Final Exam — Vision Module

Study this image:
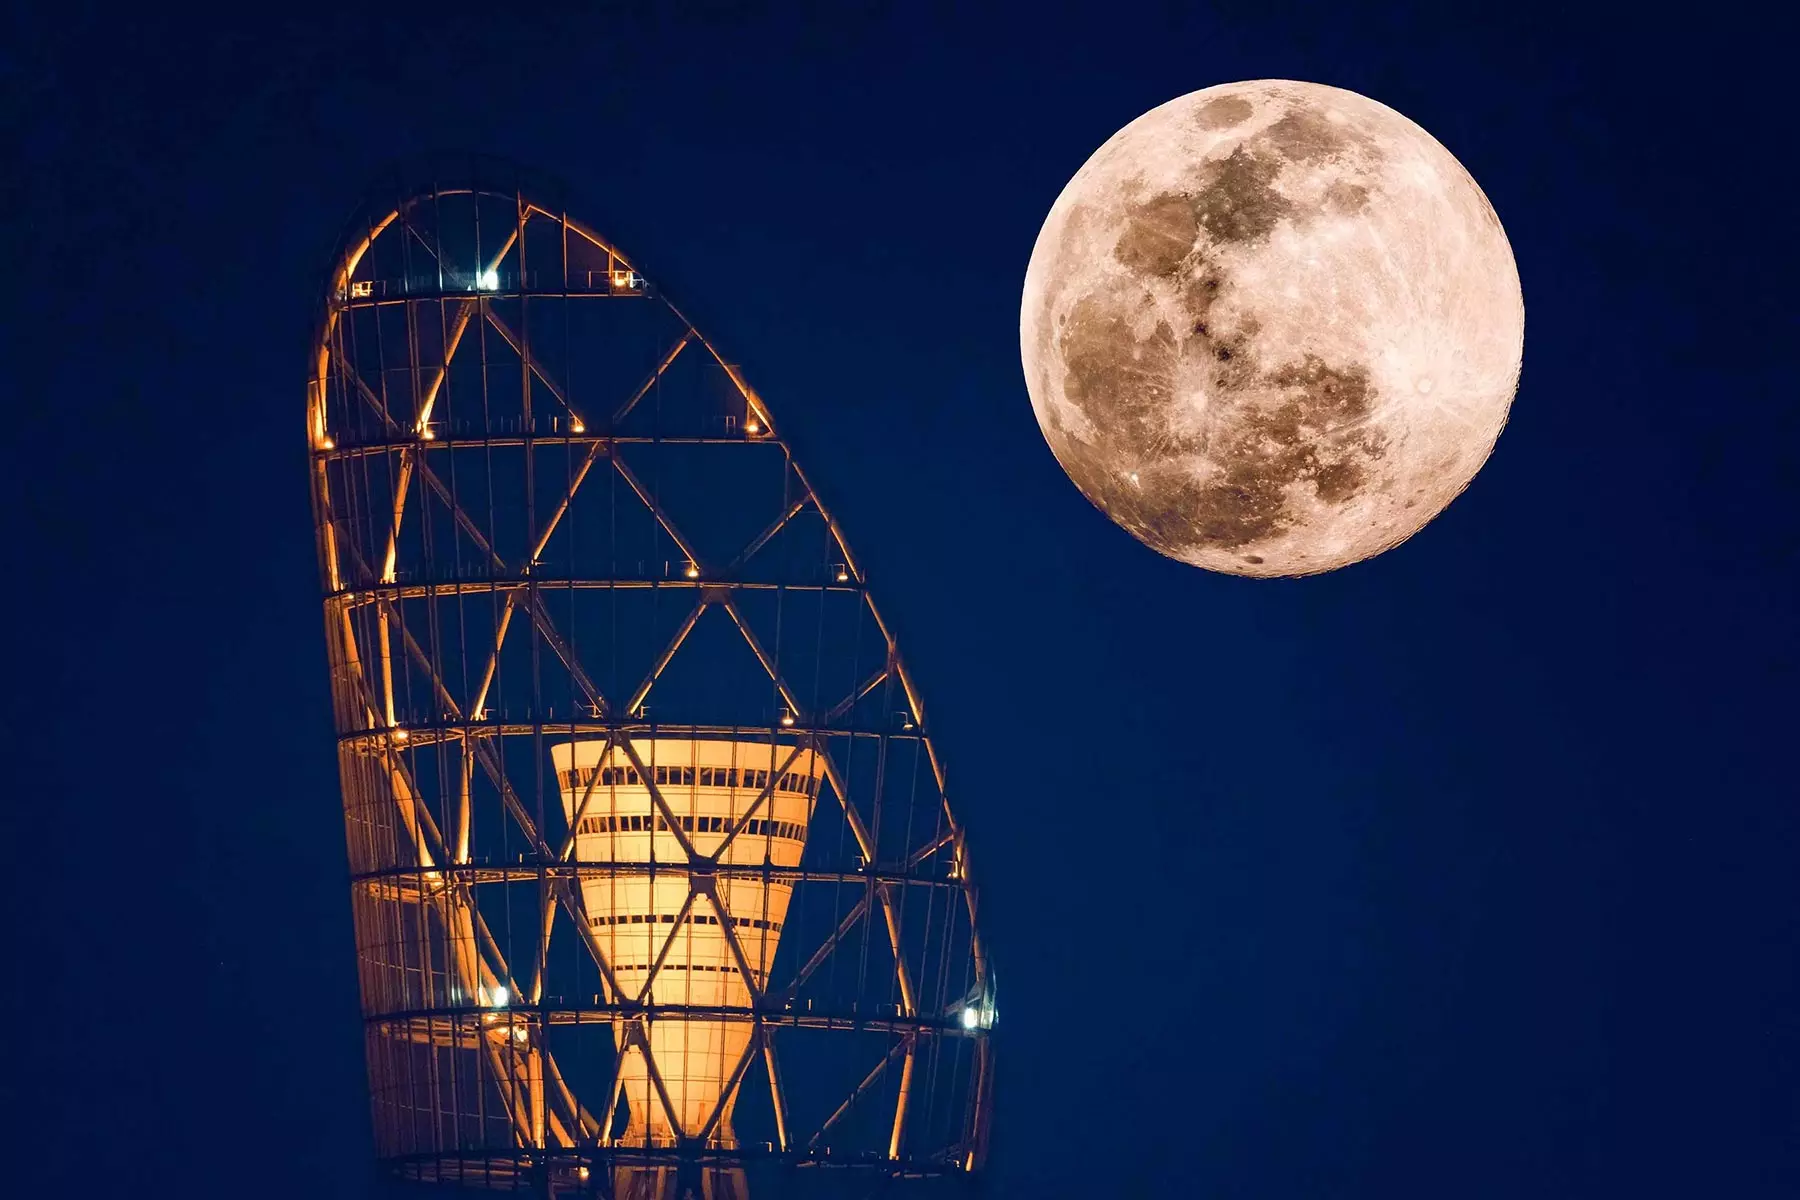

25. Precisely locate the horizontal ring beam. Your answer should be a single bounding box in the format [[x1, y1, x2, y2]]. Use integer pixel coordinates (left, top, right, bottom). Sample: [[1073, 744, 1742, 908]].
[[368, 1005, 984, 1038], [353, 862, 958, 890], [334, 721, 921, 748]]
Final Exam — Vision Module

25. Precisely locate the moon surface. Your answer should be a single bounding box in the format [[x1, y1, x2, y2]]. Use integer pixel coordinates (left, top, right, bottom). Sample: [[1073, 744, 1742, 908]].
[[1021, 80, 1524, 577]]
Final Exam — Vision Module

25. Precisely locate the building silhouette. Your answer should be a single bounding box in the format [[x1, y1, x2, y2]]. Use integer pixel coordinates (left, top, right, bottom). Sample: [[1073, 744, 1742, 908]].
[[306, 162, 993, 1199]]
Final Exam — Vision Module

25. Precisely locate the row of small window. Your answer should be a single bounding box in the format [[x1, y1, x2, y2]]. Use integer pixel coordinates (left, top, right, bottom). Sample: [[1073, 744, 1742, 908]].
[[587, 912, 784, 932], [559, 765, 819, 797], [611, 962, 749, 975], [573, 813, 805, 841]]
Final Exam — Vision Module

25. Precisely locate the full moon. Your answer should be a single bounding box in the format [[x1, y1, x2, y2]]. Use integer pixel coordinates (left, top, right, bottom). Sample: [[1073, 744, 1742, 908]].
[[1021, 80, 1524, 576]]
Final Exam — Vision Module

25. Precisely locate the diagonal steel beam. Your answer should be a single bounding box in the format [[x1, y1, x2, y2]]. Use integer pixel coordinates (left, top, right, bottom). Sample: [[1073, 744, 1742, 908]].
[[531, 882, 557, 1005], [555, 878, 626, 1004], [777, 891, 873, 1007], [528, 442, 607, 567], [469, 734, 553, 861], [523, 592, 610, 720], [635, 890, 698, 1005], [888, 1039, 916, 1159], [611, 332, 691, 425], [704, 886, 766, 1005], [469, 592, 519, 721], [694, 1027, 762, 1146], [762, 1030, 791, 1152], [416, 228, 520, 431], [724, 493, 809, 575], [904, 826, 958, 872], [456, 750, 475, 865], [710, 741, 807, 863], [558, 732, 614, 861], [482, 304, 574, 420], [609, 737, 702, 864], [403, 219, 440, 264], [623, 598, 708, 717], [343, 357, 401, 435], [623, 1020, 685, 1140], [378, 599, 553, 859], [609, 449, 703, 570], [719, 599, 805, 719], [808, 1035, 913, 1149], [543, 1057, 601, 1151], [822, 667, 889, 725], [380, 751, 523, 1031], [599, 1056, 629, 1147], [380, 451, 414, 585], [511, 330, 691, 568], [364, 229, 523, 595], [816, 749, 919, 1016], [416, 458, 507, 571]]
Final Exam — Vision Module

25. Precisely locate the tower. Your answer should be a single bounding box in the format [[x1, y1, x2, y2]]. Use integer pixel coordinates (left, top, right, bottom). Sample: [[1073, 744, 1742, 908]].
[[306, 161, 993, 1197]]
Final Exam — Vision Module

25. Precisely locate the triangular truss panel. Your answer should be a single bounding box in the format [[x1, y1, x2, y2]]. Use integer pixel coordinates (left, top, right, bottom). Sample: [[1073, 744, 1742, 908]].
[[310, 164, 992, 1196]]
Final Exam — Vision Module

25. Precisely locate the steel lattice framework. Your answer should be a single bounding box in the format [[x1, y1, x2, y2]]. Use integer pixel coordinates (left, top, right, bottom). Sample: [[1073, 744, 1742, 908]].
[[307, 165, 993, 1199]]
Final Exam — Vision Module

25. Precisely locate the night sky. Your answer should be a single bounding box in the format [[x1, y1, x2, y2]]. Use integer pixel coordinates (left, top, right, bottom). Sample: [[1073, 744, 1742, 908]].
[[9, 5, 1797, 1197]]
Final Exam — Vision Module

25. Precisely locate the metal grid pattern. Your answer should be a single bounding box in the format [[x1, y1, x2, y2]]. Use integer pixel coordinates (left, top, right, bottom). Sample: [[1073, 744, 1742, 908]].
[[306, 164, 993, 1197]]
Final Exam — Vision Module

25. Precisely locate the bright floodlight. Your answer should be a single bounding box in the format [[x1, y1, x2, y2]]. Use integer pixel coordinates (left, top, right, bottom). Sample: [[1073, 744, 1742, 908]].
[[477, 267, 500, 291], [962, 1006, 980, 1030], [492, 985, 509, 1007]]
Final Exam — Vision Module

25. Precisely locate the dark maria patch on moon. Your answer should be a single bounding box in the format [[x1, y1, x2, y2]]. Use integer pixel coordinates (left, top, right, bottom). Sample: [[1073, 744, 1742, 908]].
[[1191, 147, 1291, 244], [1324, 179, 1370, 213], [1112, 192, 1200, 277], [1058, 291, 1184, 461], [1054, 260, 1391, 555], [1260, 108, 1350, 162], [1053, 288, 1228, 551], [1193, 95, 1254, 130], [1179, 354, 1389, 550]]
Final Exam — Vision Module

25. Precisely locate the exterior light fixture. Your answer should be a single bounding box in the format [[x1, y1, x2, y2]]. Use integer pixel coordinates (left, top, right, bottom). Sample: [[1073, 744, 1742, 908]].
[[836, 567, 850, 583], [779, 712, 795, 728], [684, 563, 699, 579], [320, 436, 335, 451], [391, 727, 409, 743], [492, 985, 509, 1006], [421, 427, 437, 441], [961, 1006, 980, 1030], [476, 268, 500, 291], [570, 420, 585, 434], [744, 419, 760, 435]]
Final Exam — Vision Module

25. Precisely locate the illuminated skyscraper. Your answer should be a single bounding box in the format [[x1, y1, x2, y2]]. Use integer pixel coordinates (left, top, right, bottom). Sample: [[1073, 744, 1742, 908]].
[[306, 162, 993, 1198]]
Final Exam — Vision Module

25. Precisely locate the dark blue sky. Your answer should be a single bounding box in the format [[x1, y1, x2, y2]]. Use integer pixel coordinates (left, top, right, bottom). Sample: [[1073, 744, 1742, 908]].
[[8, 5, 1796, 1197]]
